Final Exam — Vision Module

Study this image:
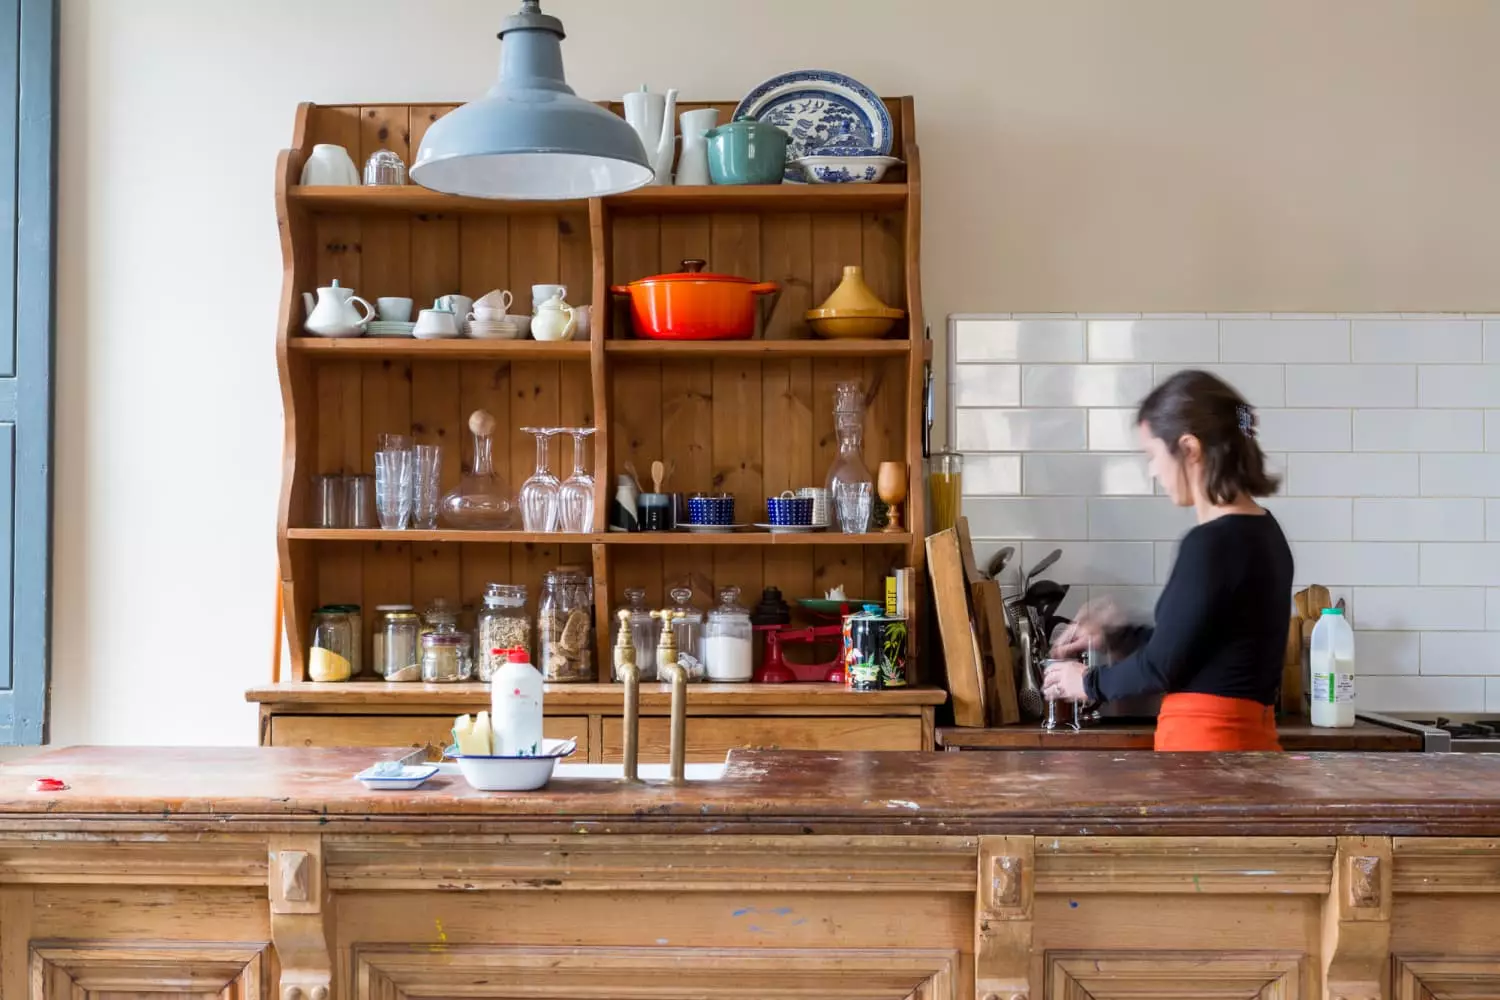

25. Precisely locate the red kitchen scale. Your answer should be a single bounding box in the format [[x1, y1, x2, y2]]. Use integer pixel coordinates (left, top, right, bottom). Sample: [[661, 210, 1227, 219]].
[[752, 599, 873, 683]]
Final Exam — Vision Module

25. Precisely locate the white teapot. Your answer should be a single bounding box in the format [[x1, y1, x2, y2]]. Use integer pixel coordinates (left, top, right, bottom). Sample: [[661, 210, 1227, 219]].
[[530, 291, 576, 342], [302, 280, 374, 338]]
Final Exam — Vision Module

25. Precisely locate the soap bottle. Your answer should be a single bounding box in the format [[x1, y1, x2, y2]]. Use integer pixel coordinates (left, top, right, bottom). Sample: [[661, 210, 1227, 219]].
[[490, 647, 544, 756]]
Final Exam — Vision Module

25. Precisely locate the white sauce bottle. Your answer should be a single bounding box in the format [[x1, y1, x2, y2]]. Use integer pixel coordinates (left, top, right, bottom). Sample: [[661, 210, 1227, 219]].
[[1309, 607, 1355, 728], [490, 647, 545, 755]]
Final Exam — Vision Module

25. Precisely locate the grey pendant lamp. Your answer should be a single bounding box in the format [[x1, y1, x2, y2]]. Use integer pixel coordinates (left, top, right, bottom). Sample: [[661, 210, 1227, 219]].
[[410, 1, 653, 199]]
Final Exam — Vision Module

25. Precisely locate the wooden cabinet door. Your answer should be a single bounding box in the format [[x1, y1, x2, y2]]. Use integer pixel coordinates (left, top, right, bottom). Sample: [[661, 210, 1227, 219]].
[[31, 942, 269, 1000], [270, 714, 589, 757], [600, 716, 923, 762]]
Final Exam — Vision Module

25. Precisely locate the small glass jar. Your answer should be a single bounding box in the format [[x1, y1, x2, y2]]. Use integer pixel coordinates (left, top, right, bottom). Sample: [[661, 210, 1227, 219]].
[[379, 610, 422, 682], [372, 604, 415, 679], [477, 583, 531, 682], [308, 606, 355, 682], [324, 604, 363, 676], [617, 587, 660, 681], [538, 568, 594, 682], [669, 586, 706, 681], [421, 631, 472, 683], [422, 597, 460, 635], [703, 587, 754, 682]]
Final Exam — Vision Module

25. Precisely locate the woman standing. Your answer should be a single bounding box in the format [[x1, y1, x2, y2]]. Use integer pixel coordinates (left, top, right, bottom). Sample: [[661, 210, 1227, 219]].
[[1042, 370, 1294, 751]]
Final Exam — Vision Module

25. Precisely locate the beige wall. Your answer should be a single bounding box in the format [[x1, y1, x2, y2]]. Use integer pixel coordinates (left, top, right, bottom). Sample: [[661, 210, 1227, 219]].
[[51, 0, 1500, 744]]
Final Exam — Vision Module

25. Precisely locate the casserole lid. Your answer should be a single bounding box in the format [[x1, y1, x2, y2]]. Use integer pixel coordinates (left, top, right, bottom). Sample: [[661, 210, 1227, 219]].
[[633, 259, 758, 285]]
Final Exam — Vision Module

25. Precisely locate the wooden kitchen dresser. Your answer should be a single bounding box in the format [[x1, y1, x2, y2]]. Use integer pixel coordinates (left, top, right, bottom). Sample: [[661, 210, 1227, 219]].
[[267, 99, 939, 752]]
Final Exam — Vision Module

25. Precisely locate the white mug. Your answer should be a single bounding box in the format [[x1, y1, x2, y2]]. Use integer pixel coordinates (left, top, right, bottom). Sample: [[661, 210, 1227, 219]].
[[413, 308, 459, 339], [376, 297, 413, 322], [470, 305, 509, 323], [476, 289, 514, 313], [532, 284, 567, 309]]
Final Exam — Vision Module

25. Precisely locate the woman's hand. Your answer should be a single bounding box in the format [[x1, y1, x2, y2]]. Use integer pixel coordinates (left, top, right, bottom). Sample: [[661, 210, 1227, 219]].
[[1043, 659, 1090, 702], [1048, 597, 1125, 659]]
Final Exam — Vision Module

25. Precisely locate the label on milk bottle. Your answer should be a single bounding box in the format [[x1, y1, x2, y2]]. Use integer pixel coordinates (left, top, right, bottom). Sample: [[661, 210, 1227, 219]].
[[1313, 671, 1356, 704]]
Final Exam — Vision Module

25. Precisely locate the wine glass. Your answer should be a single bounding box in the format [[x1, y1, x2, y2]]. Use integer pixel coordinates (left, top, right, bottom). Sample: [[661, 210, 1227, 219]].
[[519, 427, 563, 532], [558, 427, 598, 533], [877, 461, 907, 533]]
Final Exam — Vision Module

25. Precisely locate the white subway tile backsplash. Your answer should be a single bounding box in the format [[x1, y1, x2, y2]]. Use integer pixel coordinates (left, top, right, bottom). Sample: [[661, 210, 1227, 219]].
[[1351, 588, 1488, 631], [1020, 540, 1156, 587], [954, 408, 1088, 452], [1418, 366, 1500, 408], [1353, 409, 1484, 452], [1088, 497, 1195, 540], [1284, 365, 1416, 407], [1285, 453, 1419, 497], [1087, 320, 1218, 363], [1420, 544, 1500, 586], [1351, 320, 1483, 363], [1420, 632, 1500, 675], [950, 364, 1020, 407], [1489, 412, 1500, 452], [1255, 409, 1352, 452], [1420, 454, 1500, 497], [1291, 542, 1419, 586], [1089, 585, 1164, 622], [964, 455, 1022, 495], [1023, 365, 1154, 407], [1153, 364, 1286, 407], [1490, 500, 1500, 541], [952, 319, 1086, 363], [1354, 631, 1421, 676], [1220, 319, 1349, 363], [1484, 321, 1500, 361], [966, 497, 1088, 540], [1261, 498, 1354, 541], [1023, 453, 1153, 496], [1359, 675, 1485, 713], [1088, 409, 1138, 451], [1490, 590, 1500, 630], [1353, 499, 1484, 542], [1488, 677, 1500, 713]]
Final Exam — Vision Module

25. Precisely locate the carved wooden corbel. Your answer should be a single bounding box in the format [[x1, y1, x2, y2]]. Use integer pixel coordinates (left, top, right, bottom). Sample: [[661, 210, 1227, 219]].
[[975, 837, 1034, 1000], [270, 836, 332, 1000], [1322, 836, 1391, 1000]]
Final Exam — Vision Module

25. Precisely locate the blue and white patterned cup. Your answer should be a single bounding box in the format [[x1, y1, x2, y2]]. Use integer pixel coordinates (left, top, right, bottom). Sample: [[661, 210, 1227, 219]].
[[766, 490, 813, 526]]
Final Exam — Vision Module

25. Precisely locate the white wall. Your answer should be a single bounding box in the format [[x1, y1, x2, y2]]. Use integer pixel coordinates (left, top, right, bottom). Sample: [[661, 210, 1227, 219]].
[[53, 0, 1500, 744]]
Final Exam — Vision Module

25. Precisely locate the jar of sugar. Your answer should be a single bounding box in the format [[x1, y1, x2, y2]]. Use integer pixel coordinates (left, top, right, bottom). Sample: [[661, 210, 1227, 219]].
[[703, 586, 753, 682]]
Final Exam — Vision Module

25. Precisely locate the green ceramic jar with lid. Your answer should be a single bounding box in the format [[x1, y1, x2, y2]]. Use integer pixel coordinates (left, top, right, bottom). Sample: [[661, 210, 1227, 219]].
[[705, 117, 788, 186]]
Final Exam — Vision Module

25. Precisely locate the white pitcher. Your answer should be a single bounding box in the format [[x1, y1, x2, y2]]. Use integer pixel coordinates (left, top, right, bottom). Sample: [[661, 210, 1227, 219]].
[[675, 108, 718, 186], [530, 292, 576, 342], [303, 280, 373, 338], [622, 86, 678, 186], [300, 144, 360, 186]]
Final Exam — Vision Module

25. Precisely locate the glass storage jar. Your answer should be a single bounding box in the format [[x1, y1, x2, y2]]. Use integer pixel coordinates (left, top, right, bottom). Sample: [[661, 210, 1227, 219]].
[[378, 610, 422, 681], [477, 583, 531, 682], [372, 604, 416, 679], [616, 587, 660, 681], [308, 606, 355, 682], [324, 603, 363, 676], [669, 586, 706, 680], [538, 568, 594, 682], [703, 587, 753, 682], [421, 631, 472, 683]]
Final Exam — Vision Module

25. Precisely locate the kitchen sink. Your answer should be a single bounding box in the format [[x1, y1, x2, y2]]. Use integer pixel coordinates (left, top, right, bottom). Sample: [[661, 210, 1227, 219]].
[[552, 762, 727, 782]]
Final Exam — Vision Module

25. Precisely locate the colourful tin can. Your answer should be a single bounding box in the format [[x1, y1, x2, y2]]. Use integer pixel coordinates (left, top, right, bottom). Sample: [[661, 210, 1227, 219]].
[[843, 605, 908, 690]]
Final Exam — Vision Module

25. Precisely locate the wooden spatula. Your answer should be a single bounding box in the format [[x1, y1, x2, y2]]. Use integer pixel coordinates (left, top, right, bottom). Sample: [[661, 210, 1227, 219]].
[[651, 460, 665, 494]]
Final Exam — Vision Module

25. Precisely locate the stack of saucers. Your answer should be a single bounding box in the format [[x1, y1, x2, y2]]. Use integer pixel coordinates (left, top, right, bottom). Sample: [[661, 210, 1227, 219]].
[[367, 320, 416, 337], [468, 317, 525, 340]]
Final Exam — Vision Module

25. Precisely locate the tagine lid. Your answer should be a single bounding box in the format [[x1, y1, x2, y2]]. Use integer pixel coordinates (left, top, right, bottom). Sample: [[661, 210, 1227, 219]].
[[814, 265, 902, 313]]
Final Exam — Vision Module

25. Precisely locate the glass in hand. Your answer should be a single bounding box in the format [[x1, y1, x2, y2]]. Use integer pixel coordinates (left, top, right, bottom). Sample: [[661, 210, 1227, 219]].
[[520, 427, 563, 532], [557, 427, 597, 533]]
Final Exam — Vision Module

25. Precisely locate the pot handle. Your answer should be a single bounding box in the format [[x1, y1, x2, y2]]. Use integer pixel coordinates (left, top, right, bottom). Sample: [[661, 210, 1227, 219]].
[[609, 285, 633, 296], [751, 281, 782, 334]]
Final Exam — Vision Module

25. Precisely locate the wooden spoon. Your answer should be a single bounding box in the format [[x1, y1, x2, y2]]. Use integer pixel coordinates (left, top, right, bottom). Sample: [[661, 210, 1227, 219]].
[[651, 460, 665, 494]]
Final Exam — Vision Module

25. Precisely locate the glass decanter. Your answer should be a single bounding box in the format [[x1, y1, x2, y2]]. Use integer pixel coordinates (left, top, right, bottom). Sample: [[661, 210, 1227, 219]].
[[520, 427, 563, 532], [557, 426, 597, 533], [824, 380, 873, 495], [440, 409, 518, 529]]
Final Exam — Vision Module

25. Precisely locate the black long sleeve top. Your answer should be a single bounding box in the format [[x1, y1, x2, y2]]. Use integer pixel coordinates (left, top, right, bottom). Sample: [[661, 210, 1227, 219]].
[[1082, 512, 1294, 706]]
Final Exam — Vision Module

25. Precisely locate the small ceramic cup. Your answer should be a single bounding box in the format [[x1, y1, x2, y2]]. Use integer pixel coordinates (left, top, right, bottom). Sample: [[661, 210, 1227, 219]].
[[797, 486, 831, 527], [532, 284, 567, 310], [476, 289, 513, 313], [470, 305, 509, 323], [413, 308, 459, 339], [435, 294, 473, 334], [376, 297, 413, 322], [766, 490, 813, 526]]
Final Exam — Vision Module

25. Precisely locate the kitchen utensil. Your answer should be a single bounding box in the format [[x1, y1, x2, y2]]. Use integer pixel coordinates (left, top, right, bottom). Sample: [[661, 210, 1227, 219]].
[[412, 445, 442, 530], [413, 306, 459, 339], [651, 460, 665, 494], [312, 474, 345, 528], [705, 116, 788, 185], [611, 259, 780, 341], [376, 297, 414, 322], [557, 427, 597, 532], [530, 292, 576, 342], [675, 107, 718, 185], [363, 149, 407, 186], [795, 154, 901, 184], [766, 490, 813, 526], [835, 481, 873, 533], [439, 410, 518, 529], [877, 462, 907, 533], [346, 473, 375, 528], [806, 266, 905, 339], [1024, 549, 1063, 591], [375, 449, 413, 530], [300, 143, 360, 186], [622, 85, 679, 186], [303, 279, 374, 338], [732, 70, 892, 183], [519, 427, 563, 532]]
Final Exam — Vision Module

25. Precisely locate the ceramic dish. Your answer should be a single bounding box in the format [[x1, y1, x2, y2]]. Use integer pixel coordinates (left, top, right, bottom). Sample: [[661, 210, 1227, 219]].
[[798, 598, 878, 615], [805, 307, 904, 339], [468, 319, 524, 341], [444, 737, 578, 792], [367, 321, 416, 337], [678, 523, 749, 533], [753, 522, 822, 534], [795, 154, 901, 184], [353, 763, 439, 790], [733, 69, 892, 183]]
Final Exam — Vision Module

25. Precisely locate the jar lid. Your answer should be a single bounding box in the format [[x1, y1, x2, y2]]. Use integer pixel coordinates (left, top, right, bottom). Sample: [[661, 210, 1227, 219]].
[[375, 604, 415, 611], [708, 586, 749, 621], [384, 611, 420, 621], [483, 582, 526, 605], [422, 632, 468, 647], [326, 603, 361, 613]]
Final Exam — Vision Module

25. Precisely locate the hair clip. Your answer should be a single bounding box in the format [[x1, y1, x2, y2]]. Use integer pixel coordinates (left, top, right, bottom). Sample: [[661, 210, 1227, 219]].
[[1236, 403, 1256, 436]]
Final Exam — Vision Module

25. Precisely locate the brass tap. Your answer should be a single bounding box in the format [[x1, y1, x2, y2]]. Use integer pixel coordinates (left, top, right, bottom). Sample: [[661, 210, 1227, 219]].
[[652, 609, 688, 783], [613, 609, 641, 783]]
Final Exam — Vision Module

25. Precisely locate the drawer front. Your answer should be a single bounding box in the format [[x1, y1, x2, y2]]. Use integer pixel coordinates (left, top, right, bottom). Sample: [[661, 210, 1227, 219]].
[[601, 716, 924, 763], [270, 714, 590, 756]]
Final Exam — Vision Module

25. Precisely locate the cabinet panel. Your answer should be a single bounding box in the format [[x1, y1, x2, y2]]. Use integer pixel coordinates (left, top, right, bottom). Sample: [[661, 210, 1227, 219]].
[[601, 715, 922, 762], [270, 714, 589, 756], [31, 942, 268, 1000]]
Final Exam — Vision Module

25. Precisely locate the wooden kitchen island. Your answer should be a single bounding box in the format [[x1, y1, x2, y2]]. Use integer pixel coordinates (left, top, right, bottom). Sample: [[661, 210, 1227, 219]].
[[1, 748, 1499, 1000]]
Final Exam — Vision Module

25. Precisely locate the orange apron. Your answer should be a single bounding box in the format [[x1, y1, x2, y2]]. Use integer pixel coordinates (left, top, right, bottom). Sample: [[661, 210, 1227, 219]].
[[1154, 692, 1281, 752]]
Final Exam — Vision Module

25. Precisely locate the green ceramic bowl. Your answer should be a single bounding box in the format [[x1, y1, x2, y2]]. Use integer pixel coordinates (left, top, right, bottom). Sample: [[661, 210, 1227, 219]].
[[706, 117, 787, 186]]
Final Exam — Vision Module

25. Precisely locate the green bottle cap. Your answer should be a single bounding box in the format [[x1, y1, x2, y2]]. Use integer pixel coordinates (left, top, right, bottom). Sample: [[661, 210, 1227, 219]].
[[1321, 607, 1344, 616]]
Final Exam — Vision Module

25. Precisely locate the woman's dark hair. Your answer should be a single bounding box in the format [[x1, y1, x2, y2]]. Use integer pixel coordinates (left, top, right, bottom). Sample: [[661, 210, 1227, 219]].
[[1136, 370, 1280, 504]]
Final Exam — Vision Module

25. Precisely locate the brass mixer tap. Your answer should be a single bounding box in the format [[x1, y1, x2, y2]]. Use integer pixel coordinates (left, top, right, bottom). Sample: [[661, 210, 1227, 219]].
[[613, 609, 642, 783], [651, 608, 688, 784]]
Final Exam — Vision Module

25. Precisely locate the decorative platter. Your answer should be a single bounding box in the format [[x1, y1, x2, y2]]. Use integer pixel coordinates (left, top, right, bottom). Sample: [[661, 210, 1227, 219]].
[[732, 69, 892, 183]]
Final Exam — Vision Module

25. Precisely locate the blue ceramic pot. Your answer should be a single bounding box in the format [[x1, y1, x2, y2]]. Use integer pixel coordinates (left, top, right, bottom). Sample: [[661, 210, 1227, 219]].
[[706, 117, 787, 186]]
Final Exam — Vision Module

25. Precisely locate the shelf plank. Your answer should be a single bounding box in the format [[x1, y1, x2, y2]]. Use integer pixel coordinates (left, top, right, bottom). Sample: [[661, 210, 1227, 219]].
[[287, 183, 908, 216], [287, 338, 591, 359], [287, 528, 912, 546], [605, 339, 911, 359], [246, 681, 949, 710]]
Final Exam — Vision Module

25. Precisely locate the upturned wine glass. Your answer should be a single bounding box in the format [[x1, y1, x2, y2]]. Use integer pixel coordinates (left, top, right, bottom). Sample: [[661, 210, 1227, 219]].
[[519, 427, 563, 532], [558, 427, 598, 533]]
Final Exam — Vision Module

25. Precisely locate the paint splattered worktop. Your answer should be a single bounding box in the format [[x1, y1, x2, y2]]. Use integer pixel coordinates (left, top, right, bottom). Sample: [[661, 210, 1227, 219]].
[[2, 745, 1499, 836]]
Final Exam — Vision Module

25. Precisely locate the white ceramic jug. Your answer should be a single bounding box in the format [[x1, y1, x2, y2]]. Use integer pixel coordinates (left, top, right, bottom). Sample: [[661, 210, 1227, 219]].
[[530, 292, 576, 342], [303, 280, 374, 338], [675, 108, 718, 186], [622, 86, 679, 186], [300, 144, 360, 186]]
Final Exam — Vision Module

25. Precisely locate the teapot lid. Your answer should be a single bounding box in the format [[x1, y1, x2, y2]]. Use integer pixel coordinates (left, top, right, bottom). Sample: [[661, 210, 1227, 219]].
[[636, 259, 758, 285]]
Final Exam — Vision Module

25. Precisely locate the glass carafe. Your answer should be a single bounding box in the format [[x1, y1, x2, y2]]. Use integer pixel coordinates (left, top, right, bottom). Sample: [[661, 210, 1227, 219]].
[[824, 381, 873, 495], [557, 427, 597, 533], [440, 409, 517, 529], [520, 427, 562, 532]]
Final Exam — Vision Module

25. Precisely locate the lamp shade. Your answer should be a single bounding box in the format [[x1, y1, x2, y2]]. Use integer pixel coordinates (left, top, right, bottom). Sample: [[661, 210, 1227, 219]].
[[411, 2, 652, 200]]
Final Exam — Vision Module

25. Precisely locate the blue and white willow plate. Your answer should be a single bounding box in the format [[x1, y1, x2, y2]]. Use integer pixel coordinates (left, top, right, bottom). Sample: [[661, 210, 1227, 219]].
[[733, 69, 892, 183]]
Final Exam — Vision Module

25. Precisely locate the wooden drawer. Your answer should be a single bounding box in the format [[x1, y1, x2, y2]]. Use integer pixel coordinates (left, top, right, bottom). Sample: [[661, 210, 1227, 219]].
[[601, 716, 923, 763], [269, 715, 589, 756]]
